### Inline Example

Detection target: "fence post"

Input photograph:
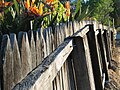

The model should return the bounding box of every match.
[103,30,112,68]
[97,29,109,81]
[87,24,103,90]
[71,36,95,90]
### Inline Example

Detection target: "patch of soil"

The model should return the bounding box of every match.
[105,45,120,90]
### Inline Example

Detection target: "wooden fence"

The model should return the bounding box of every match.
[0,21,114,90]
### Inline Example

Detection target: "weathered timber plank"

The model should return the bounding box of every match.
[68,22,73,36]
[45,27,53,55]
[1,35,14,90]
[67,55,76,90]
[59,26,64,43]
[13,39,73,90]
[28,31,37,69]
[18,32,32,78]
[73,25,89,37]
[53,26,57,48]
[10,34,22,85]
[71,36,95,90]
[53,78,57,90]
[63,24,68,38]
[108,31,112,57]
[49,28,53,53]
[36,29,43,65]
[57,27,61,45]
[54,26,59,48]
[45,28,50,56]
[34,39,73,89]
[59,24,65,41]
[51,29,55,52]
[78,21,81,31]
[87,25,103,90]
[62,61,69,90]
[59,68,64,90]
[72,21,77,33]
[41,29,47,58]
[103,30,112,68]
[83,35,95,90]
[111,31,113,44]
[65,23,70,37]
[56,72,61,90]
[97,29,109,80]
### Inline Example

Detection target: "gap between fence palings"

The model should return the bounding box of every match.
[13,38,73,90]
[12,24,94,90]
[0,21,114,90]
[0,21,75,90]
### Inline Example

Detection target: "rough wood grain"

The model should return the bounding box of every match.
[103,30,112,68]
[62,61,70,90]
[87,25,103,90]
[28,31,36,69]
[83,35,95,90]
[13,39,73,90]
[18,32,32,78]
[45,28,50,56]
[59,24,65,41]
[68,22,73,36]
[59,69,63,90]
[53,78,57,90]
[97,29,109,80]
[36,30,42,66]
[67,55,76,90]
[41,29,47,58]
[1,35,14,90]
[1,21,114,90]
[71,36,95,90]
[10,34,22,85]
[56,72,61,90]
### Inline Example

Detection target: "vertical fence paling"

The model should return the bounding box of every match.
[0,22,72,90]
[1,35,14,90]
[103,30,112,68]
[10,34,22,85]
[70,36,95,90]
[28,31,37,69]
[0,21,114,90]
[97,29,109,81]
[87,25,103,90]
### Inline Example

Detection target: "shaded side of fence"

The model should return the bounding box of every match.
[0,21,114,90]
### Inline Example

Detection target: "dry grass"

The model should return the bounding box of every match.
[105,41,120,90]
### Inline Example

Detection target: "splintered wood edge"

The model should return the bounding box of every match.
[13,39,73,90]
[74,26,89,38]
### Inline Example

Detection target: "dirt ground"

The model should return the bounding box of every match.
[105,42,120,90]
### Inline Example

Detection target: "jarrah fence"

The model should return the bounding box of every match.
[0,21,114,90]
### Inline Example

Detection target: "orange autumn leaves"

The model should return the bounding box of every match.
[24,0,70,17]
[65,1,70,16]
[0,1,13,13]
[25,0,44,16]
[46,0,54,4]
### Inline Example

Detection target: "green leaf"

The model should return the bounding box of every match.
[13,0,19,15]
[73,0,81,20]
[48,13,58,27]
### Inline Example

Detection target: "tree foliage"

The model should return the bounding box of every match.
[85,0,114,24]
[111,0,120,27]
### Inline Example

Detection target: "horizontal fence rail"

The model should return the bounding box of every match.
[0,21,114,90]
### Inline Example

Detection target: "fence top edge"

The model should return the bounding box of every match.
[12,39,73,90]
